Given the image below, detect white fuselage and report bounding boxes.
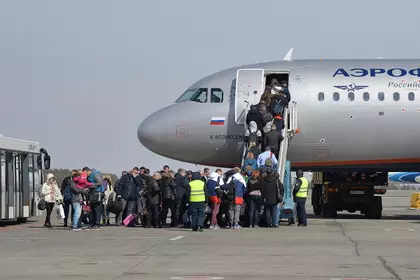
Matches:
[138,59,420,171]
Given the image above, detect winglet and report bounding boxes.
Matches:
[283,48,293,61]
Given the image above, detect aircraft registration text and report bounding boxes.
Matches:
[210,134,243,140]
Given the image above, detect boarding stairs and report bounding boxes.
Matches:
[239,102,298,224]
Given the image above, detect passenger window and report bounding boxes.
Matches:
[333,92,340,101]
[211,88,223,103]
[393,92,400,101]
[408,92,415,101]
[318,92,324,101]
[348,92,355,101]
[190,88,208,103]
[363,92,369,101]
[378,92,385,101]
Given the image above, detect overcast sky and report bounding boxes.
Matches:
[1,0,419,174]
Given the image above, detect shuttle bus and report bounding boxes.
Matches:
[0,134,50,222]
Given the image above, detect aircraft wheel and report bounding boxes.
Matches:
[312,185,322,215]
[17,217,28,223]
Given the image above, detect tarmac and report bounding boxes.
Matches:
[0,190,419,280]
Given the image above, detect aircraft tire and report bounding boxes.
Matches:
[17,217,27,223]
[312,185,322,215]
[322,203,337,218]
[365,196,382,219]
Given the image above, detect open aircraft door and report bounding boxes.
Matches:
[234,69,264,124]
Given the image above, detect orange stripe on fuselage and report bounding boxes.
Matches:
[292,158,420,167]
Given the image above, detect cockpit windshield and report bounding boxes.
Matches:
[175,88,208,103]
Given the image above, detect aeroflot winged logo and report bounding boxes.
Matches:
[333,82,368,92]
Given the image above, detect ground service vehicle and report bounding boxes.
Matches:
[0,135,51,222]
[311,171,387,219]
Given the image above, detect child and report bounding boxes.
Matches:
[73,170,93,189]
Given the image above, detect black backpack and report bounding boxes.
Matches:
[247,128,258,144]
[223,180,236,203]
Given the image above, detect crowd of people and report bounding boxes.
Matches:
[243,78,290,172]
[37,79,309,232]
[38,162,308,232]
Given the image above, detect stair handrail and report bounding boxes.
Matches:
[240,101,251,168]
[277,107,290,183]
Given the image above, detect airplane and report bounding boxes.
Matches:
[388,172,420,184]
[137,49,420,172]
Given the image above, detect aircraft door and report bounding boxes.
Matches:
[235,69,264,124]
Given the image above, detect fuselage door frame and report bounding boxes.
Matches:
[234,68,265,124]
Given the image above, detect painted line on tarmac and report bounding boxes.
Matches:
[330,278,380,280]
[384,228,416,231]
[98,236,161,240]
[169,235,185,241]
[170,277,223,279]
[9,237,50,240]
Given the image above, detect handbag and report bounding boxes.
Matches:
[249,190,261,196]
[37,199,47,211]
[88,190,103,203]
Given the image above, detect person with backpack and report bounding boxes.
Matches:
[60,169,79,227]
[244,121,262,149]
[207,169,224,229]
[84,167,105,230]
[225,167,247,229]
[246,105,264,132]
[264,123,284,158]
[257,147,278,169]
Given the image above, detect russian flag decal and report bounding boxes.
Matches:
[210,117,225,125]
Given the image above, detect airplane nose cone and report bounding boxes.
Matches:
[137,113,161,152]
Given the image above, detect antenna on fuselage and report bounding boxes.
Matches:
[283,48,293,62]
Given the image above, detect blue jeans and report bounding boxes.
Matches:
[248,195,262,227]
[264,204,278,227]
[71,202,82,229]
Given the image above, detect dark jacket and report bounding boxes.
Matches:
[273,117,285,132]
[147,177,161,205]
[265,130,283,151]
[260,174,282,205]
[186,172,209,203]
[116,173,141,201]
[174,173,189,201]
[249,146,262,159]
[246,105,264,132]
[62,175,86,203]
[247,178,261,194]
[160,175,177,201]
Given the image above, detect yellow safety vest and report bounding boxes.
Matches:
[189,180,206,202]
[296,177,309,198]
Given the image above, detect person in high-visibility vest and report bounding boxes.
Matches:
[292,169,308,227]
[186,172,208,232]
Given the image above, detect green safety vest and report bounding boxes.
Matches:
[189,180,206,202]
[296,177,309,198]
